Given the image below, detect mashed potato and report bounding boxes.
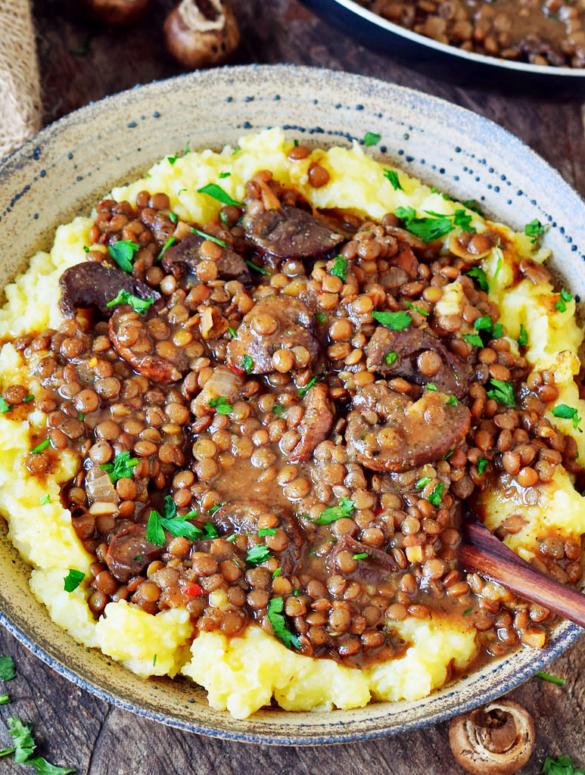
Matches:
[0,128,583,718]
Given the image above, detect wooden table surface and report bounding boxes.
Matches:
[1,1,584,772]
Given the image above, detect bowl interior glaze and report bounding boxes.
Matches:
[0,65,583,745]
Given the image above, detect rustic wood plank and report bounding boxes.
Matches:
[0,1,582,773]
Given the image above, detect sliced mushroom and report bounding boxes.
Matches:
[288,383,333,463]
[519,257,551,286]
[246,205,344,260]
[60,262,160,319]
[227,297,320,374]
[162,232,251,286]
[449,700,535,775]
[164,0,240,70]
[109,306,190,384]
[105,524,163,582]
[449,230,498,261]
[326,534,397,584]
[82,0,149,26]
[366,325,472,398]
[345,381,471,472]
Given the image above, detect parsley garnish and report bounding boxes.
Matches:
[555,288,572,313]
[536,671,565,686]
[463,608,472,616]
[330,255,348,282]
[477,457,488,474]
[168,154,179,165]
[489,246,504,292]
[226,534,236,542]
[208,503,224,515]
[0,656,15,681]
[463,333,483,348]
[218,172,231,179]
[428,483,445,507]
[466,267,489,292]
[246,545,271,565]
[108,240,139,273]
[395,206,454,243]
[258,528,277,537]
[272,567,282,578]
[363,131,381,146]
[267,597,300,649]
[518,324,528,346]
[2,716,75,773]
[383,169,403,191]
[298,377,317,397]
[245,259,270,276]
[228,326,237,337]
[146,498,207,545]
[447,396,458,406]
[463,200,485,216]
[405,301,429,316]
[452,209,475,232]
[208,396,232,415]
[31,439,50,454]
[63,569,85,593]
[168,211,179,224]
[542,756,585,774]
[415,477,431,489]
[315,312,327,324]
[153,654,157,667]
[0,694,8,705]
[552,404,582,431]
[486,378,516,407]
[83,245,90,253]
[191,227,226,247]
[474,315,503,339]
[40,495,51,505]
[145,512,165,548]
[241,354,254,373]
[372,310,412,331]
[272,404,286,417]
[100,450,139,484]
[0,398,10,413]
[385,351,398,366]
[314,497,355,524]
[106,290,154,314]
[426,384,438,391]
[197,183,243,207]
[353,552,368,560]
[525,218,546,244]
[157,237,176,262]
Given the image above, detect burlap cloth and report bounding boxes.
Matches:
[0,0,42,159]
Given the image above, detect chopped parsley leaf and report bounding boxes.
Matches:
[426,384,438,391]
[463,333,483,348]
[108,240,140,273]
[452,209,476,233]
[218,171,231,179]
[191,227,226,247]
[197,183,243,207]
[463,608,472,616]
[226,534,236,543]
[536,671,565,686]
[208,396,232,415]
[463,200,485,217]
[405,301,429,316]
[246,545,271,565]
[83,245,90,253]
[6,716,75,773]
[428,483,445,507]
[0,694,9,705]
[298,376,317,397]
[353,552,368,560]
[272,404,286,417]
[168,211,179,224]
[0,397,10,413]
[466,266,489,292]
[330,255,348,282]
[363,131,381,146]
[100,450,139,484]
[63,569,85,593]
[415,477,431,489]
[40,494,51,505]
[444,450,453,460]
[208,503,224,515]
[228,326,237,338]
[486,378,516,407]
[31,439,50,454]
[167,154,179,165]
[383,169,403,191]
[157,236,176,262]
[555,288,573,313]
[153,654,157,667]
[474,315,492,332]
[258,528,277,537]
[241,354,254,374]
[395,206,454,243]
[552,404,582,431]
[447,396,458,406]
[542,755,585,774]
[106,289,154,314]
[245,259,270,275]
[0,656,15,681]
[267,597,300,650]
[372,310,412,331]
[316,312,327,324]
[488,246,504,292]
[23,395,34,403]
[477,457,488,475]
[525,218,546,244]
[314,497,355,524]
[385,351,398,366]
[272,567,282,578]
[146,506,203,545]
[518,324,528,346]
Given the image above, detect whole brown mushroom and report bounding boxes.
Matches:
[449,700,535,775]
[82,0,149,26]
[164,0,240,69]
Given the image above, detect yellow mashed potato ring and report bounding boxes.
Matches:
[0,127,583,718]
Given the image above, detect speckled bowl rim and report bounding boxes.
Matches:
[323,0,585,78]
[0,64,583,745]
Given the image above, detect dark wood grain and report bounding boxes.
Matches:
[0,1,583,772]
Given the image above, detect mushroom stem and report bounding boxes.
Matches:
[178,0,225,31]
[449,700,535,775]
[164,0,240,69]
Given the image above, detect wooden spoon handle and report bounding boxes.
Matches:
[460,521,585,629]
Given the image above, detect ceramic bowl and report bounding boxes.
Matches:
[0,64,583,745]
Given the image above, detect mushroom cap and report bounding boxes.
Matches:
[163,0,240,70]
[449,699,535,775]
[82,0,149,26]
